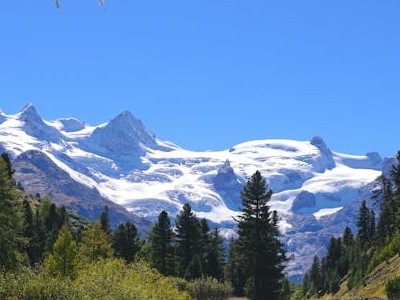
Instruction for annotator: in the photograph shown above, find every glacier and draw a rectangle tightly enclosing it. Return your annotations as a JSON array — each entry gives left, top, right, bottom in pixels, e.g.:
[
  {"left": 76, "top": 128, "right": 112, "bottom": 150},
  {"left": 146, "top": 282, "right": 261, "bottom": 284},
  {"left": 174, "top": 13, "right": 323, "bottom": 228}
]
[{"left": 0, "top": 103, "right": 384, "bottom": 278}]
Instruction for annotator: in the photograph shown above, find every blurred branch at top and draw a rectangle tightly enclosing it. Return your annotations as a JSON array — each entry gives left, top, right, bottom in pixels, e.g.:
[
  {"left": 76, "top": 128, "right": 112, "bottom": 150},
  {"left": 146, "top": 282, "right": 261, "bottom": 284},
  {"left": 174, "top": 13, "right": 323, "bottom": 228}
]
[{"left": 55, "top": 0, "right": 105, "bottom": 9}]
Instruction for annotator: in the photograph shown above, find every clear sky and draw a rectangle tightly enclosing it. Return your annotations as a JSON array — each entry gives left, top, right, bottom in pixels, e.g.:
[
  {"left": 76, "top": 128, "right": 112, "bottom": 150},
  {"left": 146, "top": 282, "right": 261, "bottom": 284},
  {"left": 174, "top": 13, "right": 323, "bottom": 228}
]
[{"left": 0, "top": 1, "right": 399, "bottom": 157}]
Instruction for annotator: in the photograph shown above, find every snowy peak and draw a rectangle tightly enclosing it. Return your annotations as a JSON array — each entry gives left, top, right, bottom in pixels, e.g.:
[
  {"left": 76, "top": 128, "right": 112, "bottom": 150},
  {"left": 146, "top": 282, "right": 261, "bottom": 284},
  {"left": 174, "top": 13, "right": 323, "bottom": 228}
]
[
  {"left": 16, "top": 103, "right": 62, "bottom": 142},
  {"left": 108, "top": 110, "right": 156, "bottom": 145},
  {"left": 84, "top": 110, "right": 158, "bottom": 158},
  {"left": 219, "top": 159, "right": 233, "bottom": 174},
  {"left": 17, "top": 103, "right": 42, "bottom": 123}
]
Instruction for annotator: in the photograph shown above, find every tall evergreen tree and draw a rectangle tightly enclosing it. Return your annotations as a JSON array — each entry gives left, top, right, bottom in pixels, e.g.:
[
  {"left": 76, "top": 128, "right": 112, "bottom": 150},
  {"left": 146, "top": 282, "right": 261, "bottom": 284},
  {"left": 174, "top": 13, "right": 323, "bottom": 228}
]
[
  {"left": 175, "top": 203, "right": 202, "bottom": 279},
  {"left": 235, "top": 171, "right": 287, "bottom": 300},
  {"left": 343, "top": 226, "right": 354, "bottom": 247},
  {"left": 21, "top": 199, "right": 36, "bottom": 265},
  {"left": 31, "top": 208, "right": 46, "bottom": 264},
  {"left": 206, "top": 228, "right": 225, "bottom": 280},
  {"left": 99, "top": 205, "right": 111, "bottom": 236},
  {"left": 225, "top": 239, "right": 247, "bottom": 296},
  {"left": 376, "top": 175, "right": 395, "bottom": 244},
  {"left": 149, "top": 210, "right": 175, "bottom": 276},
  {"left": 390, "top": 151, "right": 400, "bottom": 190},
  {"left": 1, "top": 153, "right": 15, "bottom": 185},
  {"left": 357, "top": 200, "right": 374, "bottom": 249},
  {"left": 309, "top": 255, "right": 322, "bottom": 295},
  {"left": 112, "top": 221, "right": 140, "bottom": 263},
  {"left": 0, "top": 154, "right": 23, "bottom": 270}
]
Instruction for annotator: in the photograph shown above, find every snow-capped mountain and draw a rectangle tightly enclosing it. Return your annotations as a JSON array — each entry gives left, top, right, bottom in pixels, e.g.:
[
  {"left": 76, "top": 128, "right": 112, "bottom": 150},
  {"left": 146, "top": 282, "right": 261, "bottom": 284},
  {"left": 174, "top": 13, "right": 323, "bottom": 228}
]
[{"left": 0, "top": 104, "right": 384, "bottom": 278}]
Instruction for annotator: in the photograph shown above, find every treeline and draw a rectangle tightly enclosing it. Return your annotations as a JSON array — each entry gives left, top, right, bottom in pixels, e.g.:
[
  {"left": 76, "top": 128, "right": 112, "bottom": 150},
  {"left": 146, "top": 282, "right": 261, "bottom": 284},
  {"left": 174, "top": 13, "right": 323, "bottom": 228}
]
[
  {"left": 0, "top": 153, "right": 291, "bottom": 299},
  {"left": 303, "top": 152, "right": 400, "bottom": 299}
]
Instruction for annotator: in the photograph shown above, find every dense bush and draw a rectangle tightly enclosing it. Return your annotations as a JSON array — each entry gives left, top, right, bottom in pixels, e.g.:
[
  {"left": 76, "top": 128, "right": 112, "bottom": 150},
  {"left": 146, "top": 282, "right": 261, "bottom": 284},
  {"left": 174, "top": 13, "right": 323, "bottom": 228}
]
[
  {"left": 172, "top": 276, "right": 233, "bottom": 300},
  {"left": 0, "top": 260, "right": 189, "bottom": 300},
  {"left": 386, "top": 276, "right": 400, "bottom": 300},
  {"left": 0, "top": 268, "right": 79, "bottom": 300}
]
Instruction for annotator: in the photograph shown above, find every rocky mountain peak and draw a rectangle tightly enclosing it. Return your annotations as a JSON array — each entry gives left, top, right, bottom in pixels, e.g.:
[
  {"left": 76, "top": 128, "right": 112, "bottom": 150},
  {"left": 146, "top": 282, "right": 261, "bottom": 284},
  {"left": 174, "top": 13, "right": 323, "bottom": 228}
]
[
  {"left": 18, "top": 103, "right": 42, "bottom": 123},
  {"left": 110, "top": 110, "right": 156, "bottom": 142},
  {"left": 17, "top": 103, "right": 61, "bottom": 142},
  {"left": 310, "top": 135, "right": 329, "bottom": 151},
  {"left": 310, "top": 136, "right": 336, "bottom": 172},
  {"left": 86, "top": 110, "right": 157, "bottom": 158}
]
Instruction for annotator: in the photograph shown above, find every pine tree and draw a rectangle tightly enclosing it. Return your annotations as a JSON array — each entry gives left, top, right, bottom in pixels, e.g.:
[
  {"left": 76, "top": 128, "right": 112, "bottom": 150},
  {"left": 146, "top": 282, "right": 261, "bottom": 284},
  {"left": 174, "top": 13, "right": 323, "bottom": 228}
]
[
  {"left": 99, "top": 205, "right": 111, "bottom": 236},
  {"left": 45, "top": 224, "right": 77, "bottom": 278},
  {"left": 235, "top": 171, "right": 287, "bottom": 300},
  {"left": 112, "top": 221, "right": 140, "bottom": 263},
  {"left": 357, "top": 200, "right": 373, "bottom": 249},
  {"left": 302, "top": 271, "right": 310, "bottom": 297},
  {"left": 0, "top": 154, "right": 23, "bottom": 270},
  {"left": 31, "top": 208, "right": 46, "bottom": 264},
  {"left": 225, "top": 239, "right": 247, "bottom": 296},
  {"left": 309, "top": 255, "right": 322, "bottom": 295},
  {"left": 343, "top": 226, "right": 354, "bottom": 247},
  {"left": 175, "top": 203, "right": 202, "bottom": 279},
  {"left": 149, "top": 210, "right": 175, "bottom": 276},
  {"left": 1, "top": 153, "right": 15, "bottom": 185},
  {"left": 376, "top": 175, "right": 394, "bottom": 244},
  {"left": 206, "top": 228, "right": 225, "bottom": 280},
  {"left": 21, "top": 199, "right": 36, "bottom": 265},
  {"left": 390, "top": 151, "right": 400, "bottom": 190}
]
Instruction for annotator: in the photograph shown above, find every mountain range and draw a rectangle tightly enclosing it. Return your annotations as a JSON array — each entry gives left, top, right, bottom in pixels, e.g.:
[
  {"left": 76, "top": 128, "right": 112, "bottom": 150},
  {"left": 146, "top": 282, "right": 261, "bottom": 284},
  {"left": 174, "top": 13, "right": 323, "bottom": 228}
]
[{"left": 0, "top": 103, "right": 389, "bottom": 279}]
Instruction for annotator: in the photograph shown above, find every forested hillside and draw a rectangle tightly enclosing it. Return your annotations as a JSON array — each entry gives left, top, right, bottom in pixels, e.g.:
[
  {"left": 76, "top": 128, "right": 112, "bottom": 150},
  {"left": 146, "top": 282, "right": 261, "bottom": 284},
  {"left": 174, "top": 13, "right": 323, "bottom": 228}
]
[{"left": 303, "top": 152, "right": 400, "bottom": 300}]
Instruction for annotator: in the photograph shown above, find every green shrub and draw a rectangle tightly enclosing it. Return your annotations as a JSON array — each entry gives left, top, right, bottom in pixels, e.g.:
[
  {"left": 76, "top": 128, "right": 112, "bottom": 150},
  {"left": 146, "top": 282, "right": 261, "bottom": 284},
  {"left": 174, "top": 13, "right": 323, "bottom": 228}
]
[
  {"left": 0, "top": 268, "right": 79, "bottom": 300},
  {"left": 172, "top": 276, "right": 233, "bottom": 300},
  {"left": 386, "top": 276, "right": 400, "bottom": 300},
  {"left": 75, "top": 259, "right": 189, "bottom": 300},
  {"left": 0, "top": 260, "right": 189, "bottom": 300}
]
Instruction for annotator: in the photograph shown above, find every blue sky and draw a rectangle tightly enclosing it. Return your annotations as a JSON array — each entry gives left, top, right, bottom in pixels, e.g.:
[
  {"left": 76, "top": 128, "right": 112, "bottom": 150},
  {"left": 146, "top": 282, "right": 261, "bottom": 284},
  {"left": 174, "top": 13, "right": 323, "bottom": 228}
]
[{"left": 0, "top": 1, "right": 399, "bottom": 157}]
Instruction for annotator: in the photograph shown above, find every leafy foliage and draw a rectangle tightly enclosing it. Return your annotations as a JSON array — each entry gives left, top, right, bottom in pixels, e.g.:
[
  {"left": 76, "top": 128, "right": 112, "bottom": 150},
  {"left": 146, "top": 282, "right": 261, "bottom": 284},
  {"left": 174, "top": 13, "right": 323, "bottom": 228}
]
[
  {"left": 0, "top": 260, "right": 189, "bottom": 300},
  {"left": 172, "top": 276, "right": 233, "bottom": 300}
]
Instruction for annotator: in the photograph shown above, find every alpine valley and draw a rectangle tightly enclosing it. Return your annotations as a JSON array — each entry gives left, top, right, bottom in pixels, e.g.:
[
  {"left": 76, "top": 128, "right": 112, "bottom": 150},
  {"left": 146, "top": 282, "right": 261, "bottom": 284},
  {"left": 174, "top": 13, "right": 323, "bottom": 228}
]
[{"left": 0, "top": 103, "right": 389, "bottom": 279}]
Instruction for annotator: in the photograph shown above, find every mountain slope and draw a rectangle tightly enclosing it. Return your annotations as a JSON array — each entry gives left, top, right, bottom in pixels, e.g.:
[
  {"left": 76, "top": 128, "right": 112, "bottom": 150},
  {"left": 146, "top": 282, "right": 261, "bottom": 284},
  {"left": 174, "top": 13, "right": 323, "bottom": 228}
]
[
  {"left": 0, "top": 104, "right": 383, "bottom": 276},
  {"left": 312, "top": 255, "right": 400, "bottom": 300}
]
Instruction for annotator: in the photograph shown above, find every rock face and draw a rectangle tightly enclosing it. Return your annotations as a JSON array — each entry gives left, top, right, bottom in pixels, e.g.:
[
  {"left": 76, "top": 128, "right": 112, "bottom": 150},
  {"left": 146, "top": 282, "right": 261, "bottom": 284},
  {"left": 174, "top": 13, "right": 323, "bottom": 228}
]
[
  {"left": 310, "top": 136, "right": 336, "bottom": 172},
  {"left": 213, "top": 160, "right": 243, "bottom": 211},
  {"left": 291, "top": 191, "right": 316, "bottom": 213},
  {"left": 0, "top": 104, "right": 385, "bottom": 277}
]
